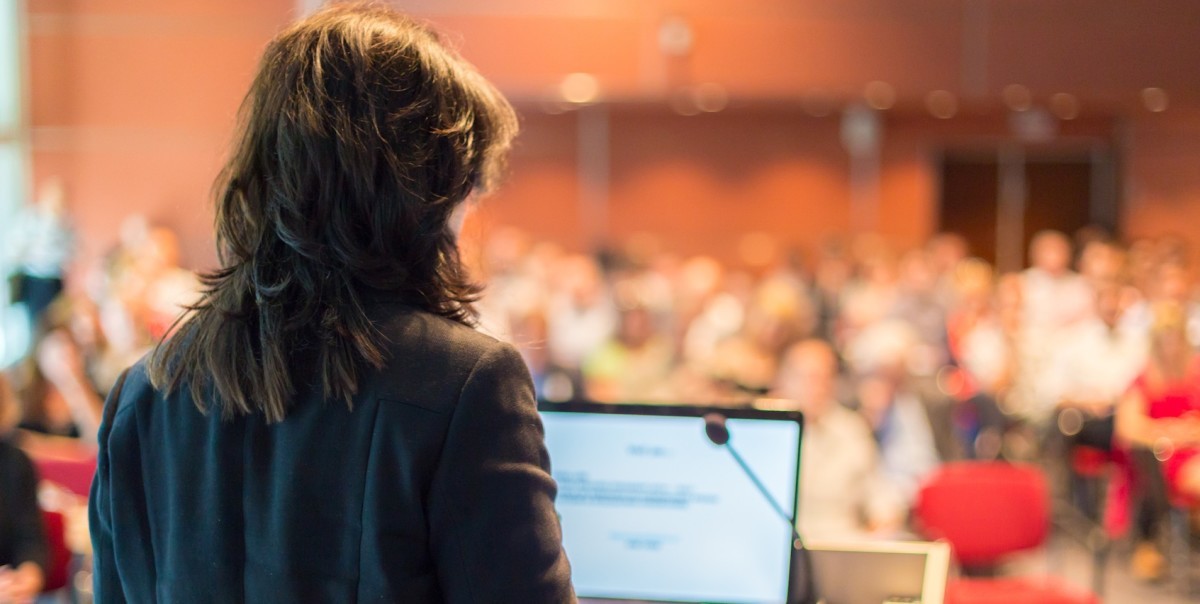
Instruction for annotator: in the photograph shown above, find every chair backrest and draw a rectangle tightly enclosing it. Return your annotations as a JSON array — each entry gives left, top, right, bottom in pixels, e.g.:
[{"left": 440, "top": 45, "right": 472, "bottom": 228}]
[
  {"left": 914, "top": 461, "right": 1049, "bottom": 568},
  {"left": 32, "top": 455, "right": 97, "bottom": 498},
  {"left": 40, "top": 509, "right": 71, "bottom": 592}
]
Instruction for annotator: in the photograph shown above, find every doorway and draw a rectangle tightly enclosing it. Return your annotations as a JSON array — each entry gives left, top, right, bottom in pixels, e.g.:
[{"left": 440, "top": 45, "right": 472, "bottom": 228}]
[{"left": 938, "top": 147, "right": 1117, "bottom": 271}]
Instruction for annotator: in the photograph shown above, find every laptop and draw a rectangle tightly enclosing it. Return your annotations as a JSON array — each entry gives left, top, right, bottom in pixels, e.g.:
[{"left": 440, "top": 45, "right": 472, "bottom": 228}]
[
  {"left": 538, "top": 401, "right": 806, "bottom": 604},
  {"left": 806, "top": 539, "right": 951, "bottom": 604}
]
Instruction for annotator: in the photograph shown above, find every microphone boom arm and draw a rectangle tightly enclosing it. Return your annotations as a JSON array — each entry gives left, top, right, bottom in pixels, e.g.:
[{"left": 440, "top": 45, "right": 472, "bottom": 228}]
[{"left": 725, "top": 443, "right": 803, "bottom": 545}]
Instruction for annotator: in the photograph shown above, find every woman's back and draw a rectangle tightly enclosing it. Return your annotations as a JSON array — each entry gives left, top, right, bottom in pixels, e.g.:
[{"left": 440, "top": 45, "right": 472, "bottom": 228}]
[{"left": 90, "top": 304, "right": 573, "bottom": 602}]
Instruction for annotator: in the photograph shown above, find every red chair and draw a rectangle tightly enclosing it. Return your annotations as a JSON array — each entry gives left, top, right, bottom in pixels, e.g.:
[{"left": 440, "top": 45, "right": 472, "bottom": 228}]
[
  {"left": 40, "top": 509, "right": 72, "bottom": 593},
  {"left": 914, "top": 462, "right": 1099, "bottom": 604},
  {"left": 32, "top": 455, "right": 97, "bottom": 498}
]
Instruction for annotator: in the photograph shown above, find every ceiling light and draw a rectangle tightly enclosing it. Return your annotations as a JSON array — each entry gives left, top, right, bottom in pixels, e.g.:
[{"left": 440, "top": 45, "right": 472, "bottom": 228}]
[
  {"left": 926, "top": 90, "right": 957, "bottom": 119},
  {"left": 1049, "top": 93, "right": 1079, "bottom": 120},
  {"left": 658, "top": 16, "right": 693, "bottom": 57},
  {"left": 1003, "top": 84, "right": 1033, "bottom": 112},
  {"left": 864, "top": 81, "right": 896, "bottom": 111},
  {"left": 560, "top": 73, "right": 599, "bottom": 104},
  {"left": 1142, "top": 87, "right": 1169, "bottom": 113},
  {"left": 694, "top": 83, "right": 729, "bottom": 113}
]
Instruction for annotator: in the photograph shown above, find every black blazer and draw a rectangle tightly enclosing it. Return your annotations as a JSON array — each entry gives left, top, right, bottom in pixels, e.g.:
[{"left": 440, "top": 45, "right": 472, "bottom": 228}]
[
  {"left": 0, "top": 438, "right": 47, "bottom": 572},
  {"left": 89, "top": 304, "right": 575, "bottom": 603}
]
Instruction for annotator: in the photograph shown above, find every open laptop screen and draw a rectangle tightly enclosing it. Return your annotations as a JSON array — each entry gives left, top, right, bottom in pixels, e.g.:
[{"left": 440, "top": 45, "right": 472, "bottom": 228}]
[{"left": 539, "top": 403, "right": 804, "bottom": 604}]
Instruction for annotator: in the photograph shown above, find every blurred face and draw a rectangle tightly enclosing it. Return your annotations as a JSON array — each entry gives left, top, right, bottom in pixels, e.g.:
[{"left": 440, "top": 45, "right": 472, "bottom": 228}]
[
  {"left": 1031, "top": 234, "right": 1071, "bottom": 275},
  {"left": 1155, "top": 328, "right": 1189, "bottom": 366},
  {"left": 618, "top": 307, "right": 654, "bottom": 348},
  {"left": 930, "top": 235, "right": 968, "bottom": 272},
  {"left": 900, "top": 252, "right": 936, "bottom": 293},
  {"left": 1158, "top": 264, "right": 1191, "bottom": 302},
  {"left": 774, "top": 342, "right": 838, "bottom": 419},
  {"left": 561, "top": 256, "right": 604, "bottom": 305},
  {"left": 0, "top": 374, "right": 17, "bottom": 433}
]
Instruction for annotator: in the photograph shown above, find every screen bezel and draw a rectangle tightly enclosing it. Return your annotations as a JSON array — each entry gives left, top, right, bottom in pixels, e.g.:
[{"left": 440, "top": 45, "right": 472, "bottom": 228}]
[{"left": 537, "top": 400, "right": 807, "bottom": 604}]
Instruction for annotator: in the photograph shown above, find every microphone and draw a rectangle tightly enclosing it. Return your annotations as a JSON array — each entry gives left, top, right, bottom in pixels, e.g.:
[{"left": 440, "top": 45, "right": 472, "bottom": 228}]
[{"left": 704, "top": 412, "right": 818, "bottom": 604}]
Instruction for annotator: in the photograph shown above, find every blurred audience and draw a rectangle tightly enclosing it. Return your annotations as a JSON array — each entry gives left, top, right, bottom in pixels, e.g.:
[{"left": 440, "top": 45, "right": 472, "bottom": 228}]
[
  {"left": 1048, "top": 283, "right": 1146, "bottom": 455},
  {"left": 4, "top": 181, "right": 74, "bottom": 326},
  {"left": 7, "top": 195, "right": 1200, "bottom": 564},
  {"left": 474, "top": 222, "right": 1200, "bottom": 554},
  {"left": 1115, "top": 301, "right": 1200, "bottom": 579},
  {"left": 0, "top": 374, "right": 47, "bottom": 604},
  {"left": 3, "top": 211, "right": 200, "bottom": 455},
  {"left": 772, "top": 339, "right": 904, "bottom": 539}
]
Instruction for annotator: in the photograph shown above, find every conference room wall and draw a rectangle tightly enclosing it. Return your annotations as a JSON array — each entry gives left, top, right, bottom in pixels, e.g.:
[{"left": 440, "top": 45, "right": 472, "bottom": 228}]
[
  {"left": 25, "top": 0, "right": 1200, "bottom": 276},
  {"left": 27, "top": 0, "right": 296, "bottom": 277}
]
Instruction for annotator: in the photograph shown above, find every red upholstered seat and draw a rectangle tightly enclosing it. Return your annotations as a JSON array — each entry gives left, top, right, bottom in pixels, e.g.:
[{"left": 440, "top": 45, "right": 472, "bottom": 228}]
[
  {"left": 32, "top": 455, "right": 97, "bottom": 498},
  {"left": 915, "top": 462, "right": 1099, "bottom": 604},
  {"left": 915, "top": 462, "right": 1048, "bottom": 567},
  {"left": 40, "top": 510, "right": 71, "bottom": 593},
  {"left": 946, "top": 577, "right": 1099, "bottom": 604},
  {"left": 1069, "top": 446, "right": 1112, "bottom": 479}
]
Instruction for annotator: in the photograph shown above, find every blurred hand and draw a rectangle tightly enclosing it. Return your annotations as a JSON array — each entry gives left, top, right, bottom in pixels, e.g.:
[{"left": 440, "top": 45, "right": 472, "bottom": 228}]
[
  {"left": 0, "top": 563, "right": 44, "bottom": 604},
  {"left": 1077, "top": 399, "right": 1114, "bottom": 418},
  {"left": 36, "top": 330, "right": 86, "bottom": 387},
  {"left": 1164, "top": 416, "right": 1200, "bottom": 447}
]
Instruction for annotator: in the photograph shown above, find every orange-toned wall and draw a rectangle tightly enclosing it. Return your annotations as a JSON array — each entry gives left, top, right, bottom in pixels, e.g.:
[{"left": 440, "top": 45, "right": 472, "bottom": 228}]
[
  {"left": 25, "top": 2, "right": 1200, "bottom": 275},
  {"left": 28, "top": 0, "right": 298, "bottom": 272},
  {"left": 1125, "top": 112, "right": 1200, "bottom": 250},
  {"left": 474, "top": 107, "right": 941, "bottom": 266}
]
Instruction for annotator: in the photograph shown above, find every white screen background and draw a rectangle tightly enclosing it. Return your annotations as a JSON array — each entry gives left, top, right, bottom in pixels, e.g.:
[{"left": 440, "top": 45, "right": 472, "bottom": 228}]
[{"left": 541, "top": 412, "right": 801, "bottom": 604}]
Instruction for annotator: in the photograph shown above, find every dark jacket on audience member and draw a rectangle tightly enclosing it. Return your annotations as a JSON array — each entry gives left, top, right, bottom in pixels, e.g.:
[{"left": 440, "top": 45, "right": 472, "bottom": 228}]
[
  {"left": 89, "top": 302, "right": 575, "bottom": 603},
  {"left": 0, "top": 437, "right": 48, "bottom": 573}
]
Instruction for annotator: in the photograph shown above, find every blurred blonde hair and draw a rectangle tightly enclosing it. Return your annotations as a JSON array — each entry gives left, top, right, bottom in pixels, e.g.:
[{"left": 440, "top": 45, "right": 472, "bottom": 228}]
[
  {"left": 953, "top": 257, "right": 994, "bottom": 297},
  {"left": 0, "top": 372, "right": 18, "bottom": 435},
  {"left": 1150, "top": 301, "right": 1190, "bottom": 381},
  {"left": 1151, "top": 301, "right": 1187, "bottom": 336}
]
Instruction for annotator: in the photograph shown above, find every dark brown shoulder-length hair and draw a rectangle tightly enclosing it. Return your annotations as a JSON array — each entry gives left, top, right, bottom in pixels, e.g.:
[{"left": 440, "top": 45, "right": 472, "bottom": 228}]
[{"left": 148, "top": 3, "right": 518, "bottom": 423}]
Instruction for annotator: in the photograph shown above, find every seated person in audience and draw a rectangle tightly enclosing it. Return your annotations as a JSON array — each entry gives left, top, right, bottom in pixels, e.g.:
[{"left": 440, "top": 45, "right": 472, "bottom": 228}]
[
  {"left": 1120, "top": 260, "right": 1200, "bottom": 347},
  {"left": 944, "top": 258, "right": 1012, "bottom": 459},
  {"left": 771, "top": 339, "right": 905, "bottom": 539},
  {"left": 838, "top": 241, "right": 900, "bottom": 353},
  {"left": 12, "top": 323, "right": 104, "bottom": 447},
  {"left": 856, "top": 371, "right": 941, "bottom": 506},
  {"left": 1013, "top": 230, "right": 1094, "bottom": 423},
  {"left": 509, "top": 307, "right": 580, "bottom": 403},
  {"left": 0, "top": 374, "right": 47, "bottom": 603},
  {"left": 583, "top": 297, "right": 674, "bottom": 402},
  {"left": 1115, "top": 302, "right": 1200, "bottom": 580},
  {"left": 709, "top": 277, "right": 813, "bottom": 396},
  {"left": 546, "top": 254, "right": 617, "bottom": 372},
  {"left": 1045, "top": 282, "right": 1147, "bottom": 453}
]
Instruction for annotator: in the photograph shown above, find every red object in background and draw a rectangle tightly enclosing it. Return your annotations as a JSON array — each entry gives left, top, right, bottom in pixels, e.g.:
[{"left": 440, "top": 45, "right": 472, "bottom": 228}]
[
  {"left": 915, "top": 462, "right": 1099, "bottom": 604},
  {"left": 944, "top": 577, "right": 1098, "bottom": 604},
  {"left": 32, "top": 456, "right": 97, "bottom": 498},
  {"left": 916, "top": 462, "right": 1049, "bottom": 567},
  {"left": 40, "top": 510, "right": 71, "bottom": 593},
  {"left": 1069, "top": 446, "right": 1112, "bottom": 479}
]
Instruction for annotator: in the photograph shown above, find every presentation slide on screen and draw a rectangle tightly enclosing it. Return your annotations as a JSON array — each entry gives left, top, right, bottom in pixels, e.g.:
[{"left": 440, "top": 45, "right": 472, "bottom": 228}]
[{"left": 540, "top": 412, "right": 801, "bottom": 604}]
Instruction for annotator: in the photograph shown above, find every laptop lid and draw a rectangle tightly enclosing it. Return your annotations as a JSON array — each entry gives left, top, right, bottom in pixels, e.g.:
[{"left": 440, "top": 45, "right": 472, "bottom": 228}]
[
  {"left": 806, "top": 539, "right": 952, "bottom": 604},
  {"left": 538, "top": 401, "right": 805, "bottom": 604}
]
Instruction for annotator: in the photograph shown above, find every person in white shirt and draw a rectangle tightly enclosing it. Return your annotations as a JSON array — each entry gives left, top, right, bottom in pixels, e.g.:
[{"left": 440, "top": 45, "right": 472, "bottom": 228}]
[
  {"left": 857, "top": 373, "right": 942, "bottom": 505},
  {"left": 1045, "top": 282, "right": 1148, "bottom": 451},
  {"left": 1119, "top": 260, "right": 1200, "bottom": 348},
  {"left": 771, "top": 339, "right": 904, "bottom": 540},
  {"left": 6, "top": 181, "right": 75, "bottom": 323},
  {"left": 545, "top": 254, "right": 617, "bottom": 371},
  {"left": 1012, "top": 230, "right": 1094, "bottom": 422}
]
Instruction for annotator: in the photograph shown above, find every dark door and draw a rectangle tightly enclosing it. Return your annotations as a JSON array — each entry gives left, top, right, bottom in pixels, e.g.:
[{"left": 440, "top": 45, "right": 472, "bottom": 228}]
[
  {"left": 939, "top": 150, "right": 1107, "bottom": 270},
  {"left": 939, "top": 153, "right": 1000, "bottom": 264}
]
